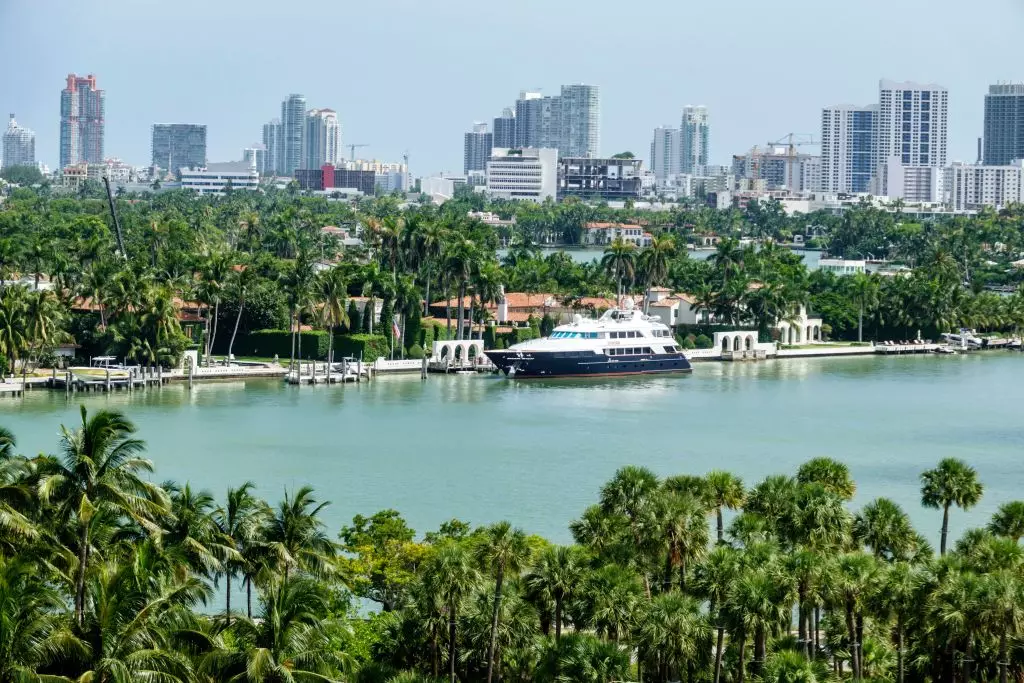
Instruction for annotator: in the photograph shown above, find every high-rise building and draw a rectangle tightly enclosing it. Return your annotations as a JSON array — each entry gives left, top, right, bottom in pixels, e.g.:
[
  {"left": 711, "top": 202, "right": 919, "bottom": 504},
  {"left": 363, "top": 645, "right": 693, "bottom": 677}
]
[
  {"left": 151, "top": 124, "right": 207, "bottom": 174},
  {"left": 983, "top": 84, "right": 1024, "bottom": 166},
  {"left": 2, "top": 114, "right": 36, "bottom": 170},
  {"left": 680, "top": 106, "right": 709, "bottom": 175},
  {"left": 513, "top": 85, "right": 599, "bottom": 157},
  {"left": 303, "top": 108, "right": 341, "bottom": 169},
  {"left": 243, "top": 144, "right": 266, "bottom": 173},
  {"left": 820, "top": 104, "right": 878, "bottom": 193},
  {"left": 947, "top": 160, "right": 1024, "bottom": 210},
  {"left": 464, "top": 122, "right": 493, "bottom": 173},
  {"left": 262, "top": 118, "right": 283, "bottom": 176},
  {"left": 280, "top": 94, "right": 306, "bottom": 176},
  {"left": 558, "top": 84, "right": 600, "bottom": 158},
  {"left": 876, "top": 80, "right": 948, "bottom": 169},
  {"left": 493, "top": 108, "right": 516, "bottom": 149},
  {"left": 485, "top": 148, "right": 558, "bottom": 202},
  {"left": 649, "top": 126, "right": 681, "bottom": 181},
  {"left": 60, "top": 73, "right": 105, "bottom": 168}
]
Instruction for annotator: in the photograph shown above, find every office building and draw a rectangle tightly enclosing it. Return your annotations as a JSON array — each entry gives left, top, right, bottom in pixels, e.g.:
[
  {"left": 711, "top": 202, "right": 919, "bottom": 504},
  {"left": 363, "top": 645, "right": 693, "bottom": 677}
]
[
  {"left": 60, "top": 73, "right": 105, "bottom": 168},
  {"left": 280, "top": 94, "right": 306, "bottom": 175},
  {"left": 559, "top": 84, "right": 600, "bottom": 158},
  {"left": 877, "top": 80, "right": 948, "bottom": 169},
  {"left": 2, "top": 114, "right": 36, "bottom": 170},
  {"left": 243, "top": 144, "right": 266, "bottom": 173},
  {"left": 515, "top": 91, "right": 560, "bottom": 149},
  {"left": 180, "top": 161, "right": 259, "bottom": 195},
  {"left": 650, "top": 126, "right": 681, "bottom": 181},
  {"left": 151, "top": 124, "right": 207, "bottom": 175},
  {"left": 485, "top": 147, "right": 558, "bottom": 202},
  {"left": 464, "top": 122, "right": 493, "bottom": 173},
  {"left": 294, "top": 164, "right": 376, "bottom": 195},
  {"left": 820, "top": 105, "right": 878, "bottom": 193},
  {"left": 493, "top": 108, "right": 516, "bottom": 148},
  {"left": 262, "top": 119, "right": 283, "bottom": 175},
  {"left": 983, "top": 84, "right": 1024, "bottom": 166},
  {"left": 681, "top": 106, "right": 709, "bottom": 174},
  {"left": 947, "top": 161, "right": 1024, "bottom": 211},
  {"left": 303, "top": 108, "right": 341, "bottom": 169},
  {"left": 558, "top": 156, "right": 644, "bottom": 201}
]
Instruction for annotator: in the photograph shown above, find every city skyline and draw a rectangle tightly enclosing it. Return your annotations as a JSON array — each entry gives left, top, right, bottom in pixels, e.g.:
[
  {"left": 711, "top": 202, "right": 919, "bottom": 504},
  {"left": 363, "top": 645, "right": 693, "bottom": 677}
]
[{"left": 0, "top": 0, "right": 1020, "bottom": 172}]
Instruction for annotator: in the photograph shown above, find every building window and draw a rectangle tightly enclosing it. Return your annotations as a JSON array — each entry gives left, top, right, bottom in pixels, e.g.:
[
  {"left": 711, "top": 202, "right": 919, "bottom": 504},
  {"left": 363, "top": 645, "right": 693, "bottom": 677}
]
[{"left": 920, "top": 155, "right": 929, "bottom": 164}]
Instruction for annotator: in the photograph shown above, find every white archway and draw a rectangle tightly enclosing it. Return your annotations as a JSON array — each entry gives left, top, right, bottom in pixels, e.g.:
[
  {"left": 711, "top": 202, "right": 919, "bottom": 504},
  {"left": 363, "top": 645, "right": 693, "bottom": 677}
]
[{"left": 431, "top": 340, "right": 486, "bottom": 364}]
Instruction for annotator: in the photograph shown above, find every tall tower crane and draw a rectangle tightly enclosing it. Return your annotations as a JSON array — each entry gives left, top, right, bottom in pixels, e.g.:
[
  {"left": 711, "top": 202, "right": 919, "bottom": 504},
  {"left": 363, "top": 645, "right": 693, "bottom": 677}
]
[
  {"left": 767, "top": 133, "right": 818, "bottom": 190},
  {"left": 348, "top": 144, "right": 369, "bottom": 162}
]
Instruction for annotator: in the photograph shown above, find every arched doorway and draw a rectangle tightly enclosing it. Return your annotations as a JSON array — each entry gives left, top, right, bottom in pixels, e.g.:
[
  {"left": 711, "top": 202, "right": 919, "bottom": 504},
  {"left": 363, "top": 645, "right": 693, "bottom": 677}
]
[{"left": 722, "top": 336, "right": 730, "bottom": 352}]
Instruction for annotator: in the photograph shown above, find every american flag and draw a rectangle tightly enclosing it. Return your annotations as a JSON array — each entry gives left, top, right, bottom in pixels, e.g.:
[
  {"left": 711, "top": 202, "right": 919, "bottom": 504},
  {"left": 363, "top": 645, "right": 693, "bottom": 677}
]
[{"left": 392, "top": 321, "right": 401, "bottom": 339}]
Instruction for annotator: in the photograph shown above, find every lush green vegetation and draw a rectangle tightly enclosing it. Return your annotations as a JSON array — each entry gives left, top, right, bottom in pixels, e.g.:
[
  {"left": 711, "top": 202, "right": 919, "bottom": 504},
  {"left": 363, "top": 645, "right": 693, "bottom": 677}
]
[
  {"left": 0, "top": 184, "right": 1023, "bottom": 373},
  {"left": 4, "top": 408, "right": 1024, "bottom": 682}
]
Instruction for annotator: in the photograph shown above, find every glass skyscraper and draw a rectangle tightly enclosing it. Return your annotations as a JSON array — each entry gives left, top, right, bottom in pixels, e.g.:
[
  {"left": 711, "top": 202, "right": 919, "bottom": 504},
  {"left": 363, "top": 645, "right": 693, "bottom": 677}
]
[
  {"left": 2, "top": 114, "right": 36, "bottom": 170},
  {"left": 151, "top": 124, "right": 207, "bottom": 174},
  {"left": 984, "top": 83, "right": 1024, "bottom": 165},
  {"left": 680, "top": 106, "right": 709, "bottom": 175},
  {"left": 280, "top": 94, "right": 306, "bottom": 176}
]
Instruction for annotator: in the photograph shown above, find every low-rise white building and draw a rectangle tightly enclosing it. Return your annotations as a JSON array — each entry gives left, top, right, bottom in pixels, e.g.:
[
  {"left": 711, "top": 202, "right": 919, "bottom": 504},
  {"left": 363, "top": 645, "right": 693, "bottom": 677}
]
[
  {"left": 580, "top": 222, "right": 652, "bottom": 247},
  {"left": 485, "top": 147, "right": 557, "bottom": 202},
  {"left": 819, "top": 258, "right": 867, "bottom": 276},
  {"left": 180, "top": 161, "right": 259, "bottom": 196},
  {"left": 876, "top": 158, "right": 945, "bottom": 203},
  {"left": 946, "top": 160, "right": 1024, "bottom": 211}
]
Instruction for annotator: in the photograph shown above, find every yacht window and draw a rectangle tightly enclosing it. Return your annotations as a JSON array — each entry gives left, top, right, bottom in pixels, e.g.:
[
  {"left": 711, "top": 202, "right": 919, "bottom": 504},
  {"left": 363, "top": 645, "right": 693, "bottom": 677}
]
[{"left": 643, "top": 347, "right": 653, "bottom": 354}]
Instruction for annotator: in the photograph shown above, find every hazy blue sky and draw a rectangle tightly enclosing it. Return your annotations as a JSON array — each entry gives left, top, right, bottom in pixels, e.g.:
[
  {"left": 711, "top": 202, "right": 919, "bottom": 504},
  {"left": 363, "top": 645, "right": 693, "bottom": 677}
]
[{"left": 1, "top": 0, "right": 1021, "bottom": 174}]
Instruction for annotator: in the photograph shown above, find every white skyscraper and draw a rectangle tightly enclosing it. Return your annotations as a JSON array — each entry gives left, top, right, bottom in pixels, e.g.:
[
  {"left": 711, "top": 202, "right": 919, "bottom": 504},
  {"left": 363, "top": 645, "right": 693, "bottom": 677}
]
[
  {"left": 2, "top": 114, "right": 36, "bottom": 170},
  {"left": 876, "top": 80, "right": 948, "bottom": 169},
  {"left": 649, "top": 126, "right": 681, "bottom": 181},
  {"left": 820, "top": 104, "right": 879, "bottom": 193},
  {"left": 464, "top": 122, "right": 493, "bottom": 174},
  {"left": 262, "top": 118, "right": 282, "bottom": 176},
  {"left": 280, "top": 94, "right": 307, "bottom": 176},
  {"left": 303, "top": 108, "right": 341, "bottom": 169},
  {"left": 559, "top": 84, "right": 600, "bottom": 158},
  {"left": 681, "top": 106, "right": 709, "bottom": 174}
]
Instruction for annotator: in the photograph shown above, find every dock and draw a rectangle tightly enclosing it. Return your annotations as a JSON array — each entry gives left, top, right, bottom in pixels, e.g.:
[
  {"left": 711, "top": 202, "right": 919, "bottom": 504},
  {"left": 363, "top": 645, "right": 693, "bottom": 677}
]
[{"left": 874, "top": 342, "right": 942, "bottom": 355}]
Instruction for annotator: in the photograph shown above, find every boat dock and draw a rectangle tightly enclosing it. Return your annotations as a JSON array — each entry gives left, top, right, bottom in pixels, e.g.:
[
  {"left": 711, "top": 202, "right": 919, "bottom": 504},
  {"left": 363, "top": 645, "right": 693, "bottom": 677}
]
[{"left": 874, "top": 342, "right": 943, "bottom": 355}]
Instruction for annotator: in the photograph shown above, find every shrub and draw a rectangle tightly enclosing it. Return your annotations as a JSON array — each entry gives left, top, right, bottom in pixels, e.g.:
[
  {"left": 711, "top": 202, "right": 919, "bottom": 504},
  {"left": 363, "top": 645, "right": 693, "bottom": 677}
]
[
  {"left": 234, "top": 330, "right": 330, "bottom": 360},
  {"left": 334, "top": 334, "right": 390, "bottom": 362},
  {"left": 694, "top": 334, "right": 713, "bottom": 349},
  {"left": 680, "top": 337, "right": 696, "bottom": 350},
  {"left": 406, "top": 343, "right": 425, "bottom": 359}
]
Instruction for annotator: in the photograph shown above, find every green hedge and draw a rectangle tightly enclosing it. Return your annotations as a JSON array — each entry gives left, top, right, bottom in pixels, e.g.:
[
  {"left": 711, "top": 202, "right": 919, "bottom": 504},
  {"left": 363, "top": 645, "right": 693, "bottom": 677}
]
[
  {"left": 333, "top": 334, "right": 390, "bottom": 362},
  {"left": 231, "top": 330, "right": 390, "bottom": 362},
  {"left": 234, "top": 330, "right": 330, "bottom": 360}
]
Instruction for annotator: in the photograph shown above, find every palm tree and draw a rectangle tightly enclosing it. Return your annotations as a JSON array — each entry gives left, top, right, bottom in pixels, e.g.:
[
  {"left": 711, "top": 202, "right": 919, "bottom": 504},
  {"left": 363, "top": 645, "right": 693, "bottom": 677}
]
[
  {"left": 477, "top": 521, "right": 531, "bottom": 683},
  {"left": 525, "top": 545, "right": 587, "bottom": 642},
  {"left": 202, "top": 577, "right": 351, "bottom": 682},
  {"left": 0, "top": 555, "right": 85, "bottom": 681},
  {"left": 759, "top": 650, "right": 832, "bottom": 683},
  {"left": 317, "top": 268, "right": 349, "bottom": 367},
  {"left": 599, "top": 465, "right": 661, "bottom": 595},
  {"left": 262, "top": 485, "right": 336, "bottom": 582},
  {"left": 980, "top": 569, "right": 1024, "bottom": 683},
  {"left": 989, "top": 501, "right": 1024, "bottom": 543},
  {"left": 215, "top": 482, "right": 271, "bottom": 623},
  {"left": 162, "top": 482, "right": 238, "bottom": 578},
  {"left": 199, "top": 252, "right": 231, "bottom": 363},
  {"left": 444, "top": 237, "right": 478, "bottom": 341},
  {"left": 730, "top": 564, "right": 794, "bottom": 680},
  {"left": 226, "top": 263, "right": 258, "bottom": 362},
  {"left": 829, "top": 552, "right": 881, "bottom": 682},
  {"left": 921, "top": 458, "right": 984, "bottom": 555},
  {"left": 638, "top": 592, "right": 709, "bottom": 683},
  {"left": 705, "top": 470, "right": 745, "bottom": 543},
  {"left": 600, "top": 237, "right": 636, "bottom": 303},
  {"left": 37, "top": 406, "right": 169, "bottom": 628},
  {"left": 425, "top": 540, "right": 480, "bottom": 683},
  {"left": 657, "top": 489, "right": 709, "bottom": 591},
  {"left": 539, "top": 632, "right": 630, "bottom": 683},
  {"left": 853, "top": 498, "right": 920, "bottom": 562},
  {"left": 694, "top": 545, "right": 741, "bottom": 683},
  {"left": 0, "top": 428, "right": 37, "bottom": 544},
  {"left": 282, "top": 253, "right": 316, "bottom": 372},
  {"left": 796, "top": 457, "right": 856, "bottom": 500},
  {"left": 638, "top": 234, "right": 675, "bottom": 312},
  {"left": 851, "top": 273, "right": 881, "bottom": 342},
  {"left": 0, "top": 287, "right": 27, "bottom": 375}
]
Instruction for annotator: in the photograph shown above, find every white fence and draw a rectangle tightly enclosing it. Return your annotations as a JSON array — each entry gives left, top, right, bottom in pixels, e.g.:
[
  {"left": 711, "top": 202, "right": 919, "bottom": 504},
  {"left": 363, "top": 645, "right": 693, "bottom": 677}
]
[{"left": 373, "top": 359, "right": 424, "bottom": 373}]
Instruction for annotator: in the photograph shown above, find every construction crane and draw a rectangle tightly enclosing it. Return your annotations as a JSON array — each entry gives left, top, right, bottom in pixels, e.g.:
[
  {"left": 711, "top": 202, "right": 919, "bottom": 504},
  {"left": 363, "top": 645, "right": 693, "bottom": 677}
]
[
  {"left": 767, "top": 133, "right": 818, "bottom": 191},
  {"left": 348, "top": 144, "right": 369, "bottom": 162}
]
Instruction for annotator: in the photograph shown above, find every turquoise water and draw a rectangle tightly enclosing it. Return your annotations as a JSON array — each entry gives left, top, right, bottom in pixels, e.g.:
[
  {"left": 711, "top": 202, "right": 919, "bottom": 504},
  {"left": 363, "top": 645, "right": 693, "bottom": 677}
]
[{"left": 2, "top": 353, "right": 1022, "bottom": 548}]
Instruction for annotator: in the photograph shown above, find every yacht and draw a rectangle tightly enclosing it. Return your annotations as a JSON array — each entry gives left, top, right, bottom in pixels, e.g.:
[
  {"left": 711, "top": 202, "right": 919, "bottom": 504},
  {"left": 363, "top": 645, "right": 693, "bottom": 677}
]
[{"left": 485, "top": 300, "right": 691, "bottom": 379}]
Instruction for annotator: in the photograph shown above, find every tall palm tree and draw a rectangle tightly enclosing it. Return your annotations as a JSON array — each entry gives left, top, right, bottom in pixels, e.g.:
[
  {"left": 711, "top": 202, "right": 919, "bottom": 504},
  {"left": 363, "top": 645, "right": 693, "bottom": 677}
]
[
  {"left": 853, "top": 498, "right": 920, "bottom": 562},
  {"left": 637, "top": 592, "right": 709, "bottom": 683},
  {"left": 282, "top": 253, "right": 316, "bottom": 371},
  {"left": 425, "top": 540, "right": 480, "bottom": 683},
  {"left": 694, "top": 545, "right": 741, "bottom": 683},
  {"left": 638, "top": 234, "right": 675, "bottom": 312},
  {"left": 851, "top": 273, "right": 881, "bottom": 342},
  {"left": 797, "top": 457, "right": 856, "bottom": 501},
  {"left": 226, "top": 263, "right": 258, "bottom": 362},
  {"left": 199, "top": 251, "right": 231, "bottom": 363},
  {"left": 0, "top": 287, "right": 28, "bottom": 375},
  {"left": 317, "top": 268, "right": 349, "bottom": 367},
  {"left": 477, "top": 521, "right": 531, "bottom": 683},
  {"left": 600, "top": 237, "right": 636, "bottom": 303},
  {"left": 215, "top": 482, "right": 271, "bottom": 623},
  {"left": 921, "top": 458, "right": 984, "bottom": 555},
  {"left": 262, "top": 485, "right": 336, "bottom": 582},
  {"left": 525, "top": 545, "right": 587, "bottom": 642},
  {"left": 37, "top": 406, "right": 169, "bottom": 628},
  {"left": 705, "top": 470, "right": 745, "bottom": 543}
]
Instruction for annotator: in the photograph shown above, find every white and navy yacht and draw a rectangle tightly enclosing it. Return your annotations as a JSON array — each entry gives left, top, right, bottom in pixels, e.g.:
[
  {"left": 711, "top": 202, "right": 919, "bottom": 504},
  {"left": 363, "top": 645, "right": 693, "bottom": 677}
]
[{"left": 485, "top": 299, "right": 691, "bottom": 379}]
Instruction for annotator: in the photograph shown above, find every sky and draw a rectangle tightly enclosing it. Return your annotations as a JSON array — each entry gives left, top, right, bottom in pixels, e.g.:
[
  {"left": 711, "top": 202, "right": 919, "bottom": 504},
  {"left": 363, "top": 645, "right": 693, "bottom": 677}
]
[{"left": 1, "top": 0, "right": 1022, "bottom": 175}]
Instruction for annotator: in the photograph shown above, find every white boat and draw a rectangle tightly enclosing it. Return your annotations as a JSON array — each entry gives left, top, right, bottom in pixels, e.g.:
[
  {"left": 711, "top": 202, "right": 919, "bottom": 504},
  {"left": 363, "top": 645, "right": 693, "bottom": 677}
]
[{"left": 485, "top": 299, "right": 691, "bottom": 379}]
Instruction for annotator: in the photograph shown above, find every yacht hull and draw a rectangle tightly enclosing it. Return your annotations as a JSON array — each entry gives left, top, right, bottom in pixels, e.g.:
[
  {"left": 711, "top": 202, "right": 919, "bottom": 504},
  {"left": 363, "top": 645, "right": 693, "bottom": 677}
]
[{"left": 485, "top": 350, "right": 692, "bottom": 379}]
